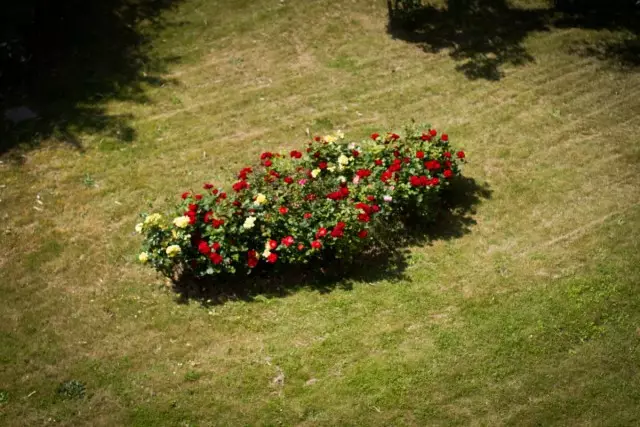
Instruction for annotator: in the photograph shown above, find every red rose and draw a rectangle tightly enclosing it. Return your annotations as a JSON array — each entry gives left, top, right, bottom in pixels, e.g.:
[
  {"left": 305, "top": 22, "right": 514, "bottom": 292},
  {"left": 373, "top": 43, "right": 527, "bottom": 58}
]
[
  {"left": 232, "top": 181, "right": 249, "bottom": 192},
  {"left": 316, "top": 227, "right": 327, "bottom": 238},
  {"left": 355, "top": 202, "right": 371, "bottom": 213},
  {"left": 290, "top": 150, "right": 303, "bottom": 159},
  {"left": 212, "top": 242, "right": 221, "bottom": 252},
  {"left": 443, "top": 151, "right": 452, "bottom": 159},
  {"left": 284, "top": 176, "right": 294, "bottom": 184},
  {"left": 264, "top": 160, "right": 272, "bottom": 167},
  {"left": 429, "top": 129, "right": 437, "bottom": 136},
  {"left": 425, "top": 160, "right": 441, "bottom": 171},
  {"left": 188, "top": 203, "right": 198, "bottom": 211},
  {"left": 260, "top": 152, "right": 273, "bottom": 160},
  {"left": 403, "top": 157, "right": 411, "bottom": 164},
  {"left": 267, "top": 252, "right": 278, "bottom": 263},
  {"left": 410, "top": 175, "right": 422, "bottom": 187},
  {"left": 457, "top": 151, "right": 465, "bottom": 159},
  {"left": 318, "top": 161, "right": 328, "bottom": 169},
  {"left": 356, "top": 169, "right": 372, "bottom": 178},
  {"left": 204, "top": 211, "right": 213, "bottom": 223},
  {"left": 390, "top": 133, "right": 400, "bottom": 140},
  {"left": 420, "top": 133, "right": 432, "bottom": 141},
  {"left": 358, "top": 213, "right": 370, "bottom": 222},
  {"left": 314, "top": 136, "right": 321, "bottom": 142},
  {"left": 304, "top": 212, "right": 312, "bottom": 219},
  {"left": 212, "top": 218, "right": 224, "bottom": 228},
  {"left": 443, "top": 169, "right": 453, "bottom": 178},
  {"left": 212, "top": 189, "right": 219, "bottom": 195},
  {"left": 340, "top": 187, "right": 349, "bottom": 196},
  {"left": 305, "top": 193, "right": 317, "bottom": 201},
  {"left": 388, "top": 162, "right": 401, "bottom": 173},
  {"left": 441, "top": 133, "right": 448, "bottom": 141},
  {"left": 445, "top": 160, "right": 452, "bottom": 168},
  {"left": 371, "top": 133, "right": 380, "bottom": 140},
  {"left": 367, "top": 195, "right": 375, "bottom": 202},
  {"left": 248, "top": 254, "right": 258, "bottom": 268},
  {"left": 209, "top": 252, "right": 223, "bottom": 265},
  {"left": 311, "top": 240, "right": 322, "bottom": 249},
  {"left": 269, "top": 239, "right": 278, "bottom": 250},
  {"left": 238, "top": 167, "right": 253, "bottom": 180},
  {"left": 313, "top": 151, "right": 321, "bottom": 158},
  {"left": 393, "top": 150, "right": 400, "bottom": 158},
  {"left": 352, "top": 149, "right": 360, "bottom": 157},
  {"left": 416, "top": 151, "right": 425, "bottom": 159},
  {"left": 374, "top": 159, "right": 383, "bottom": 166},
  {"left": 279, "top": 206, "right": 289, "bottom": 215},
  {"left": 203, "top": 183, "right": 214, "bottom": 190},
  {"left": 181, "top": 192, "right": 190, "bottom": 199},
  {"left": 198, "top": 241, "right": 211, "bottom": 255},
  {"left": 281, "top": 236, "right": 295, "bottom": 247},
  {"left": 269, "top": 169, "right": 280, "bottom": 178},
  {"left": 358, "top": 230, "right": 368, "bottom": 239},
  {"left": 297, "top": 243, "right": 305, "bottom": 251},
  {"left": 233, "top": 200, "right": 241, "bottom": 207},
  {"left": 218, "top": 192, "right": 227, "bottom": 199},
  {"left": 195, "top": 194, "right": 203, "bottom": 200},
  {"left": 381, "top": 171, "right": 393, "bottom": 183},
  {"left": 430, "top": 177, "right": 440, "bottom": 186},
  {"left": 372, "top": 205, "right": 380, "bottom": 212},
  {"left": 186, "top": 211, "right": 197, "bottom": 224},
  {"left": 331, "top": 227, "right": 344, "bottom": 238}
]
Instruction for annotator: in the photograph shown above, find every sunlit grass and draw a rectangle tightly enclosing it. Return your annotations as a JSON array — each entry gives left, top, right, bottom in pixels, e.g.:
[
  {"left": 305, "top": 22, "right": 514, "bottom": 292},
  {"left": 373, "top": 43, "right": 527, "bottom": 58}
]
[{"left": 1, "top": 0, "right": 639, "bottom": 425}]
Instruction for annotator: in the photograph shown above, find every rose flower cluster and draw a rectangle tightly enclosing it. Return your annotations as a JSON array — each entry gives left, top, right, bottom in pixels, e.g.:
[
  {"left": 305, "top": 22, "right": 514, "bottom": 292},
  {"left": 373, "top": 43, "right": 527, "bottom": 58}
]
[{"left": 136, "top": 126, "right": 466, "bottom": 280}]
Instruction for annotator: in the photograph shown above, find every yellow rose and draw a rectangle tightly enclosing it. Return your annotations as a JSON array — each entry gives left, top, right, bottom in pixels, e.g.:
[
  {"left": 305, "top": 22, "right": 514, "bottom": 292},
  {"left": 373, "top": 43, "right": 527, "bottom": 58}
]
[
  {"left": 138, "top": 252, "right": 149, "bottom": 263},
  {"left": 324, "top": 135, "right": 337, "bottom": 143},
  {"left": 338, "top": 154, "right": 350, "bottom": 165},
  {"left": 243, "top": 216, "right": 257, "bottom": 229},
  {"left": 172, "top": 216, "right": 190, "bottom": 228},
  {"left": 144, "top": 213, "right": 162, "bottom": 225},
  {"left": 166, "top": 245, "right": 182, "bottom": 257},
  {"left": 135, "top": 223, "right": 143, "bottom": 233},
  {"left": 311, "top": 169, "right": 321, "bottom": 178},
  {"left": 262, "top": 248, "right": 272, "bottom": 258},
  {"left": 254, "top": 193, "right": 267, "bottom": 205},
  {"left": 336, "top": 130, "right": 345, "bottom": 139}
]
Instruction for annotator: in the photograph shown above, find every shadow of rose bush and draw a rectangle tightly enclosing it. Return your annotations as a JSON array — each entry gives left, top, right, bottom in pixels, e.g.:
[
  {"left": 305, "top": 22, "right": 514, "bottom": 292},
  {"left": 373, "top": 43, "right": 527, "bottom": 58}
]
[{"left": 136, "top": 124, "right": 466, "bottom": 283}]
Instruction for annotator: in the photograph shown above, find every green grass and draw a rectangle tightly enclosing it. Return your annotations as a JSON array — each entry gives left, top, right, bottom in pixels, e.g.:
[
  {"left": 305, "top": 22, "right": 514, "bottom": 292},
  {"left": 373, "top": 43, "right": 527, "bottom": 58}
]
[{"left": 1, "top": 0, "right": 640, "bottom": 425}]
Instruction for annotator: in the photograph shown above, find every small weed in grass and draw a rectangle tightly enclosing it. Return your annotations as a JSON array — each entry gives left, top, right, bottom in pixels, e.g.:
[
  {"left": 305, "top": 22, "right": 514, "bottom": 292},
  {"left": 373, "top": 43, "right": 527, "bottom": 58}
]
[
  {"left": 56, "top": 380, "right": 86, "bottom": 400},
  {"left": 184, "top": 371, "right": 202, "bottom": 382},
  {"left": 82, "top": 174, "right": 96, "bottom": 188},
  {"left": 0, "top": 390, "right": 8, "bottom": 404}
]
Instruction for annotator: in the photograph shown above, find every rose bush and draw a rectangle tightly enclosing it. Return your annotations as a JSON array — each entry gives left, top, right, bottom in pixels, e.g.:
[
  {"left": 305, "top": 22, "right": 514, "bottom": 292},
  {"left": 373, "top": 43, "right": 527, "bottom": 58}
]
[{"left": 136, "top": 125, "right": 466, "bottom": 280}]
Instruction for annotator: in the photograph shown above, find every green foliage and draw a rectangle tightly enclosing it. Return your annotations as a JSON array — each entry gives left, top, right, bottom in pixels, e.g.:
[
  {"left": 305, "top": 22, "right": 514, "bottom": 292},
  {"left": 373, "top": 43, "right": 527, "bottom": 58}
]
[
  {"left": 56, "top": 380, "right": 86, "bottom": 400},
  {"left": 137, "top": 125, "right": 466, "bottom": 282},
  {"left": 82, "top": 174, "right": 96, "bottom": 188},
  {"left": 184, "top": 371, "right": 203, "bottom": 382}
]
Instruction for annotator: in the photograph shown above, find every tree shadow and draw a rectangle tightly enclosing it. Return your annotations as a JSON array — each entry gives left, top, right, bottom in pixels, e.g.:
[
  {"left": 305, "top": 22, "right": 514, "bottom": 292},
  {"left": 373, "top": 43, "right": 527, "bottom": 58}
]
[
  {"left": 171, "top": 176, "right": 492, "bottom": 307},
  {"left": 386, "top": 0, "right": 640, "bottom": 80},
  {"left": 0, "top": 0, "right": 183, "bottom": 157}
]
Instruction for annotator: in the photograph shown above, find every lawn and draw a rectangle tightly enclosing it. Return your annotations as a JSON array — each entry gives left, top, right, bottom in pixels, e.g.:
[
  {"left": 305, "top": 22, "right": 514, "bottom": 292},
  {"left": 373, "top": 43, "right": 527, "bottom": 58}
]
[{"left": 1, "top": 0, "right": 640, "bottom": 425}]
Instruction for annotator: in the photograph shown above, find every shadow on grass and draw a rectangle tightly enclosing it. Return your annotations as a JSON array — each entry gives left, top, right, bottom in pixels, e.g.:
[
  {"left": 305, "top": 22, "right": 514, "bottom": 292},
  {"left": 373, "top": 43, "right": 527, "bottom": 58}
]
[
  {"left": 0, "top": 0, "right": 183, "bottom": 158},
  {"left": 172, "top": 176, "right": 492, "bottom": 306},
  {"left": 386, "top": 0, "right": 640, "bottom": 80}
]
